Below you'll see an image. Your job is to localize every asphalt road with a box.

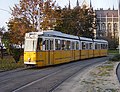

[0,57,108,92]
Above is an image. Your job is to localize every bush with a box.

[11,48,23,63]
[109,54,120,61]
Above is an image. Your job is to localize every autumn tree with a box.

[7,0,57,62]
[11,0,42,31]
[54,5,96,38]
[10,0,56,31]
[41,0,57,30]
[8,0,57,43]
[54,6,74,34]
[8,17,32,45]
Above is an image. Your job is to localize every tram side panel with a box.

[93,50,100,57]
[81,50,88,59]
[53,50,73,64]
[100,49,108,56]
[74,50,80,60]
[88,50,94,58]
[49,50,54,65]
[36,51,47,67]
[36,51,54,67]
[100,44,108,56]
[54,50,62,64]
[61,50,73,63]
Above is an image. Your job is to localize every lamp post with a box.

[118,16,120,54]
[118,0,120,54]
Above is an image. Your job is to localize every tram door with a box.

[45,39,54,65]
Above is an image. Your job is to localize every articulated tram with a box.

[24,30,108,67]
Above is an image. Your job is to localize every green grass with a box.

[97,64,114,77]
[0,56,24,71]
[108,49,119,54]
[109,54,120,61]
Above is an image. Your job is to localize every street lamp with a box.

[118,0,120,54]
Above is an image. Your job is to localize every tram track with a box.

[51,59,108,92]
[0,60,85,83]
[49,59,108,92]
[12,60,86,92]
[0,58,91,92]
[11,57,108,92]
[0,66,34,77]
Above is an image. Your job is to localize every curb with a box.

[116,62,120,84]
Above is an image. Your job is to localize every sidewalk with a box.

[54,61,120,92]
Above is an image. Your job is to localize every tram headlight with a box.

[28,58,31,62]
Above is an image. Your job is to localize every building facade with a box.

[95,8,119,39]
[95,0,120,41]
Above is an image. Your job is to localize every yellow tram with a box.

[24,30,108,67]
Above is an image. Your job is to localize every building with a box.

[94,0,120,42]
[95,8,119,39]
[77,0,119,40]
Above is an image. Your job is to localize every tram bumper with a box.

[24,61,37,65]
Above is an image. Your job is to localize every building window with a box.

[101,23,106,31]
[113,23,117,30]
[97,23,100,31]
[113,23,118,37]
[107,23,111,32]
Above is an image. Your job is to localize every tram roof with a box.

[26,30,107,43]
[93,39,108,43]
[30,30,93,41]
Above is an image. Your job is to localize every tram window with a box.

[82,42,86,50]
[76,41,79,50]
[55,39,61,50]
[95,43,97,49]
[50,40,54,50]
[104,44,106,49]
[66,41,71,50]
[86,43,89,49]
[101,44,103,49]
[89,43,93,49]
[102,44,105,49]
[105,44,108,49]
[72,42,75,50]
[37,38,42,51]
[25,39,37,51]
[45,40,49,50]
[97,44,100,49]
[61,40,65,50]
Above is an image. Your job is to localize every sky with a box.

[0,0,119,30]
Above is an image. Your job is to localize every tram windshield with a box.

[24,39,37,51]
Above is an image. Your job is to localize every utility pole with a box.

[119,0,120,54]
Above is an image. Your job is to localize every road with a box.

[0,57,108,92]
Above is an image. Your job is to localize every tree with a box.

[7,0,57,62]
[0,26,6,35]
[0,27,6,59]
[40,0,57,30]
[54,5,96,38]
[7,17,33,45]
[10,0,56,31]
